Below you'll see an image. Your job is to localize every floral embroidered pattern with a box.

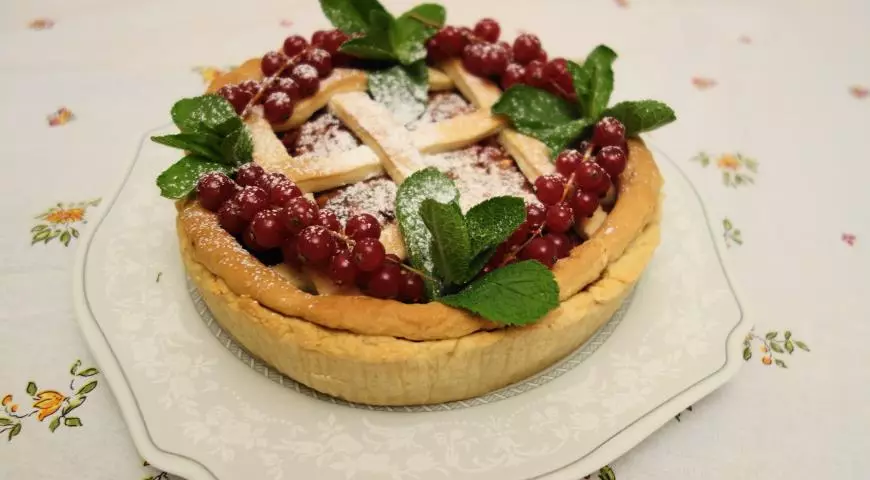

[142,460,171,480]
[47,107,75,126]
[723,218,743,248]
[28,18,55,30]
[691,152,758,188]
[692,77,717,90]
[585,465,616,480]
[674,405,694,422]
[842,233,856,246]
[849,86,868,99]
[1,360,100,442]
[31,199,101,246]
[743,330,810,368]
[192,66,236,85]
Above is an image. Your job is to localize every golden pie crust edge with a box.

[179,199,660,406]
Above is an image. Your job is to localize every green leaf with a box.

[368,62,429,124]
[582,45,617,118]
[76,380,98,396]
[565,60,590,111]
[770,342,784,354]
[77,368,99,377]
[49,417,61,433]
[338,11,397,61]
[743,346,751,361]
[319,0,389,34]
[60,231,71,247]
[151,133,223,162]
[26,382,37,396]
[438,261,559,325]
[156,155,232,199]
[392,4,445,65]
[62,396,86,416]
[219,126,254,166]
[0,418,12,426]
[774,359,787,369]
[31,224,48,233]
[723,218,733,231]
[785,339,795,354]
[598,465,616,480]
[170,95,238,135]
[795,341,810,352]
[784,330,792,340]
[492,85,577,130]
[64,417,83,427]
[8,423,21,441]
[518,119,590,157]
[420,199,471,285]
[70,227,79,238]
[464,196,526,277]
[602,100,677,136]
[765,331,777,340]
[395,167,459,298]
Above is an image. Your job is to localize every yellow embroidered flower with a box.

[32,391,65,421]
[192,66,225,85]
[717,154,741,171]
[2,394,19,413]
[45,207,85,224]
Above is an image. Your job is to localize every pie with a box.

[162,8,672,406]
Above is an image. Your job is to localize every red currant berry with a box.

[367,264,400,299]
[297,225,336,265]
[233,185,269,222]
[546,232,572,258]
[328,251,357,286]
[269,179,302,206]
[345,213,381,240]
[291,64,320,97]
[535,49,548,62]
[572,190,600,218]
[300,49,333,78]
[473,18,500,42]
[545,202,574,233]
[513,33,542,65]
[261,51,287,77]
[596,145,627,178]
[592,117,626,147]
[311,30,329,47]
[555,149,584,178]
[458,26,473,40]
[266,77,301,101]
[321,30,349,56]
[281,236,302,267]
[217,85,252,115]
[352,238,386,272]
[399,273,424,303]
[256,172,287,193]
[507,222,530,246]
[576,140,595,157]
[519,237,556,268]
[247,208,286,249]
[316,210,342,232]
[217,200,246,235]
[263,91,295,124]
[235,163,265,187]
[283,35,309,57]
[526,203,546,229]
[523,60,548,89]
[461,43,487,76]
[498,41,514,63]
[426,36,450,63]
[238,80,260,97]
[243,227,267,252]
[575,162,610,196]
[543,58,574,99]
[197,172,236,211]
[281,197,318,234]
[481,43,509,76]
[437,26,466,56]
[534,174,566,206]
[501,63,526,90]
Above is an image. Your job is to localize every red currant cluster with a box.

[216,29,351,125]
[482,117,629,270]
[425,19,573,99]
[195,164,424,303]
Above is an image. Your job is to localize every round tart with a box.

[156,7,674,406]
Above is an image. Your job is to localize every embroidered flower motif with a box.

[743,330,809,368]
[691,152,758,188]
[1,395,18,413]
[32,391,65,421]
[31,199,100,246]
[28,18,55,30]
[47,107,75,126]
[192,66,226,85]
[849,86,868,99]
[692,77,717,90]
[722,218,743,248]
[842,233,856,246]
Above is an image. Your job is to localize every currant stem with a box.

[386,257,438,283]
[241,50,306,117]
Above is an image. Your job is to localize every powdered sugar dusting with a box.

[321,176,397,224]
[284,112,360,159]
[407,92,475,130]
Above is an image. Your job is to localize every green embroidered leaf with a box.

[464,196,526,278]
[602,100,677,136]
[785,339,795,354]
[77,368,99,377]
[62,396,85,416]
[765,331,777,340]
[784,330,792,340]
[156,155,232,199]
[582,45,617,118]
[76,381,98,396]
[774,359,787,369]
[63,417,83,427]
[492,85,577,129]
[795,341,810,352]
[368,61,429,124]
[49,417,61,433]
[770,342,784,354]
[69,360,81,376]
[26,382,37,396]
[395,167,459,298]
[150,133,224,162]
[0,418,12,426]
[420,199,471,285]
[392,4,445,65]
[319,0,389,34]
[338,11,397,61]
[517,118,590,157]
[438,261,559,325]
[170,95,238,135]
[9,423,21,440]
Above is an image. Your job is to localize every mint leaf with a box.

[150,133,223,163]
[464,196,525,277]
[438,261,559,325]
[395,167,459,298]
[492,85,577,129]
[156,155,232,199]
[339,10,397,61]
[368,61,428,124]
[392,4,445,65]
[170,95,238,135]
[603,100,676,136]
[319,0,389,34]
[219,126,253,166]
[566,60,590,111]
[420,199,471,285]
[583,45,617,119]
[518,118,590,157]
